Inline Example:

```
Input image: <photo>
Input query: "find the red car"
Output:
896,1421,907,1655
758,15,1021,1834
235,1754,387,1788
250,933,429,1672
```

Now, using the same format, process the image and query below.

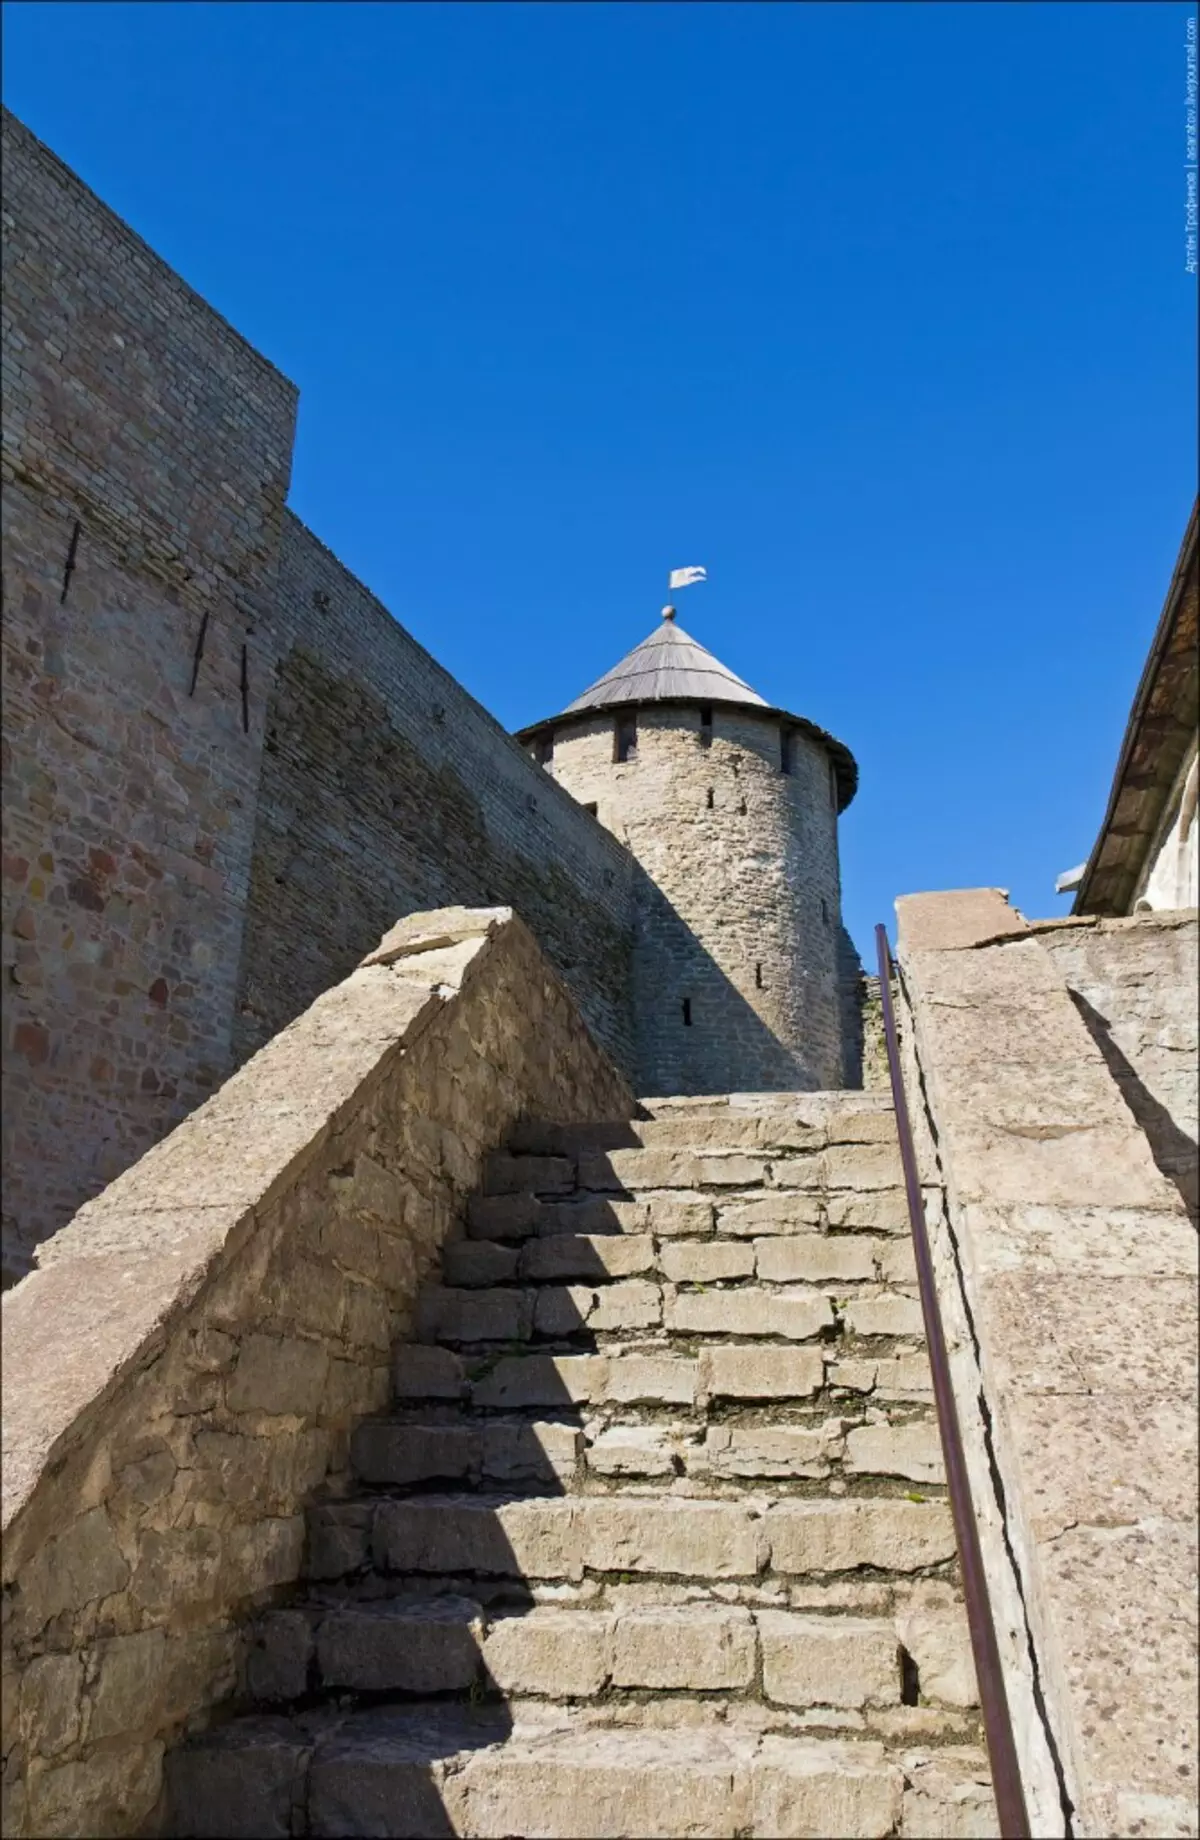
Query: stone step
505,1104,897,1158
466,1185,912,1241
166,1703,995,1838
392,1345,934,1412
348,1410,944,1489
442,1229,918,1288
248,1595,917,1708
481,1140,904,1202
411,1280,925,1349
304,1490,957,1585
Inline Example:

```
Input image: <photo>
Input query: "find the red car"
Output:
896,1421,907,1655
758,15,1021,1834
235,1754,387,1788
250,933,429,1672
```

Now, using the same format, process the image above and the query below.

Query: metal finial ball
662,605,677,621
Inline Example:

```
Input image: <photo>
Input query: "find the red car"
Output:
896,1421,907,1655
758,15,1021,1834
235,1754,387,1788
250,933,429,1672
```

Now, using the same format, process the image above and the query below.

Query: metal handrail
874,924,1031,1839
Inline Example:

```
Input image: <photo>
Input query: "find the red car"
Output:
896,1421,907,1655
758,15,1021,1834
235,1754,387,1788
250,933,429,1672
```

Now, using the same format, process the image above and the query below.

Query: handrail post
874,924,1031,1839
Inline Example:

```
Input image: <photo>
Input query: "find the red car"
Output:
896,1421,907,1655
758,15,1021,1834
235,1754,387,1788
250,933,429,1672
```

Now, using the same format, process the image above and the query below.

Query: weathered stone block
467,1192,545,1240
758,1612,899,1708
520,1235,655,1281
824,1110,899,1145
574,1498,761,1578
896,1591,979,1708
307,1707,509,1840
167,1718,305,1839
825,1190,909,1234
534,1280,661,1336
391,1345,465,1399
19,1652,84,1757
824,1143,904,1191
843,1293,924,1339
442,1241,521,1287
604,1354,698,1405
482,1608,611,1697
29,1741,166,1840
581,1149,766,1191
899,1747,997,1838
226,1334,330,1416
131,1526,223,1618
18,1507,130,1637
417,1286,532,1345
666,1287,832,1339
471,1354,605,1409
699,1346,823,1400
755,1235,879,1283
351,1421,480,1486
587,1427,678,1476
449,1725,752,1838
643,1195,716,1237
246,1610,313,1702
717,1193,823,1235
86,1629,168,1742
660,1240,755,1283
846,1421,944,1484
304,1503,372,1579
766,1500,955,1574
536,1197,650,1237
481,1420,581,1482
751,1736,902,1838
317,1597,484,1693
374,1498,579,1580
699,1423,841,1479
610,1606,755,1690
484,1153,575,1196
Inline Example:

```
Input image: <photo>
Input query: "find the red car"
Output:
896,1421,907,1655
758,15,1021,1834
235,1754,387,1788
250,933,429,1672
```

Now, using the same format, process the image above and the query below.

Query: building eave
1073,502,1200,916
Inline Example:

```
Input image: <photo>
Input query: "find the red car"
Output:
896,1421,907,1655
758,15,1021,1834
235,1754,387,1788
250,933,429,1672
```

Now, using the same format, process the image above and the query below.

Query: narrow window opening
754,963,763,989
738,797,747,816
821,898,829,925
583,801,598,817
706,788,714,810
682,998,693,1026
534,733,554,767
699,704,713,749
780,727,794,776
60,519,82,604
614,716,637,764
899,1649,921,1706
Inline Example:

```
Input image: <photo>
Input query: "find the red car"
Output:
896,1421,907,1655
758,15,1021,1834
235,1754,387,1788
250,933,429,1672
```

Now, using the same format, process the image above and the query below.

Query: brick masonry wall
543,707,847,1094
0,111,637,1283
1,109,298,1284
234,515,637,1076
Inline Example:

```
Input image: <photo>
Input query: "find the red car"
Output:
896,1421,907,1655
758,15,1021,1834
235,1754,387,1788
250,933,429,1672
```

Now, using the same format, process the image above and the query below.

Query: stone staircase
166,1093,997,1838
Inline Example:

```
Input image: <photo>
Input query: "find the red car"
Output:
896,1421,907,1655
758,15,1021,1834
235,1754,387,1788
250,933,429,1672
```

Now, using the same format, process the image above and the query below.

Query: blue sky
4,2,1195,957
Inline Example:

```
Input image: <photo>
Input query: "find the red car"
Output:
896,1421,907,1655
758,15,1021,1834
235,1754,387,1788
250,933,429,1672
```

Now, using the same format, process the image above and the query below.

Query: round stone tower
517,605,858,1095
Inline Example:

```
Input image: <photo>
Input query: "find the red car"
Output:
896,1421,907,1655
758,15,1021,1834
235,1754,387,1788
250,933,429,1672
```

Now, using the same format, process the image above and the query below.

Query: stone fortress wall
1,107,862,1282
0,110,639,1281
1,109,300,1281
545,706,848,1094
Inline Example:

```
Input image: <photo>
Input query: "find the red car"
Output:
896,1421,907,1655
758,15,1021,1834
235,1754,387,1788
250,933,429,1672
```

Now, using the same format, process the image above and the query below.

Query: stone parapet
896,887,1198,1840
0,907,632,1839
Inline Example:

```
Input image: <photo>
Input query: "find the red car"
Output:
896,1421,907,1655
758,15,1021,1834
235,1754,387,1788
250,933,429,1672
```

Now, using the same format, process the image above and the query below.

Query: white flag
668,565,707,590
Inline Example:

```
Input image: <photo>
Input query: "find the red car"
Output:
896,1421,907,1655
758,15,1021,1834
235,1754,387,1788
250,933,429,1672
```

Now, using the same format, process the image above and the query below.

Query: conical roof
561,609,769,714
515,605,859,811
